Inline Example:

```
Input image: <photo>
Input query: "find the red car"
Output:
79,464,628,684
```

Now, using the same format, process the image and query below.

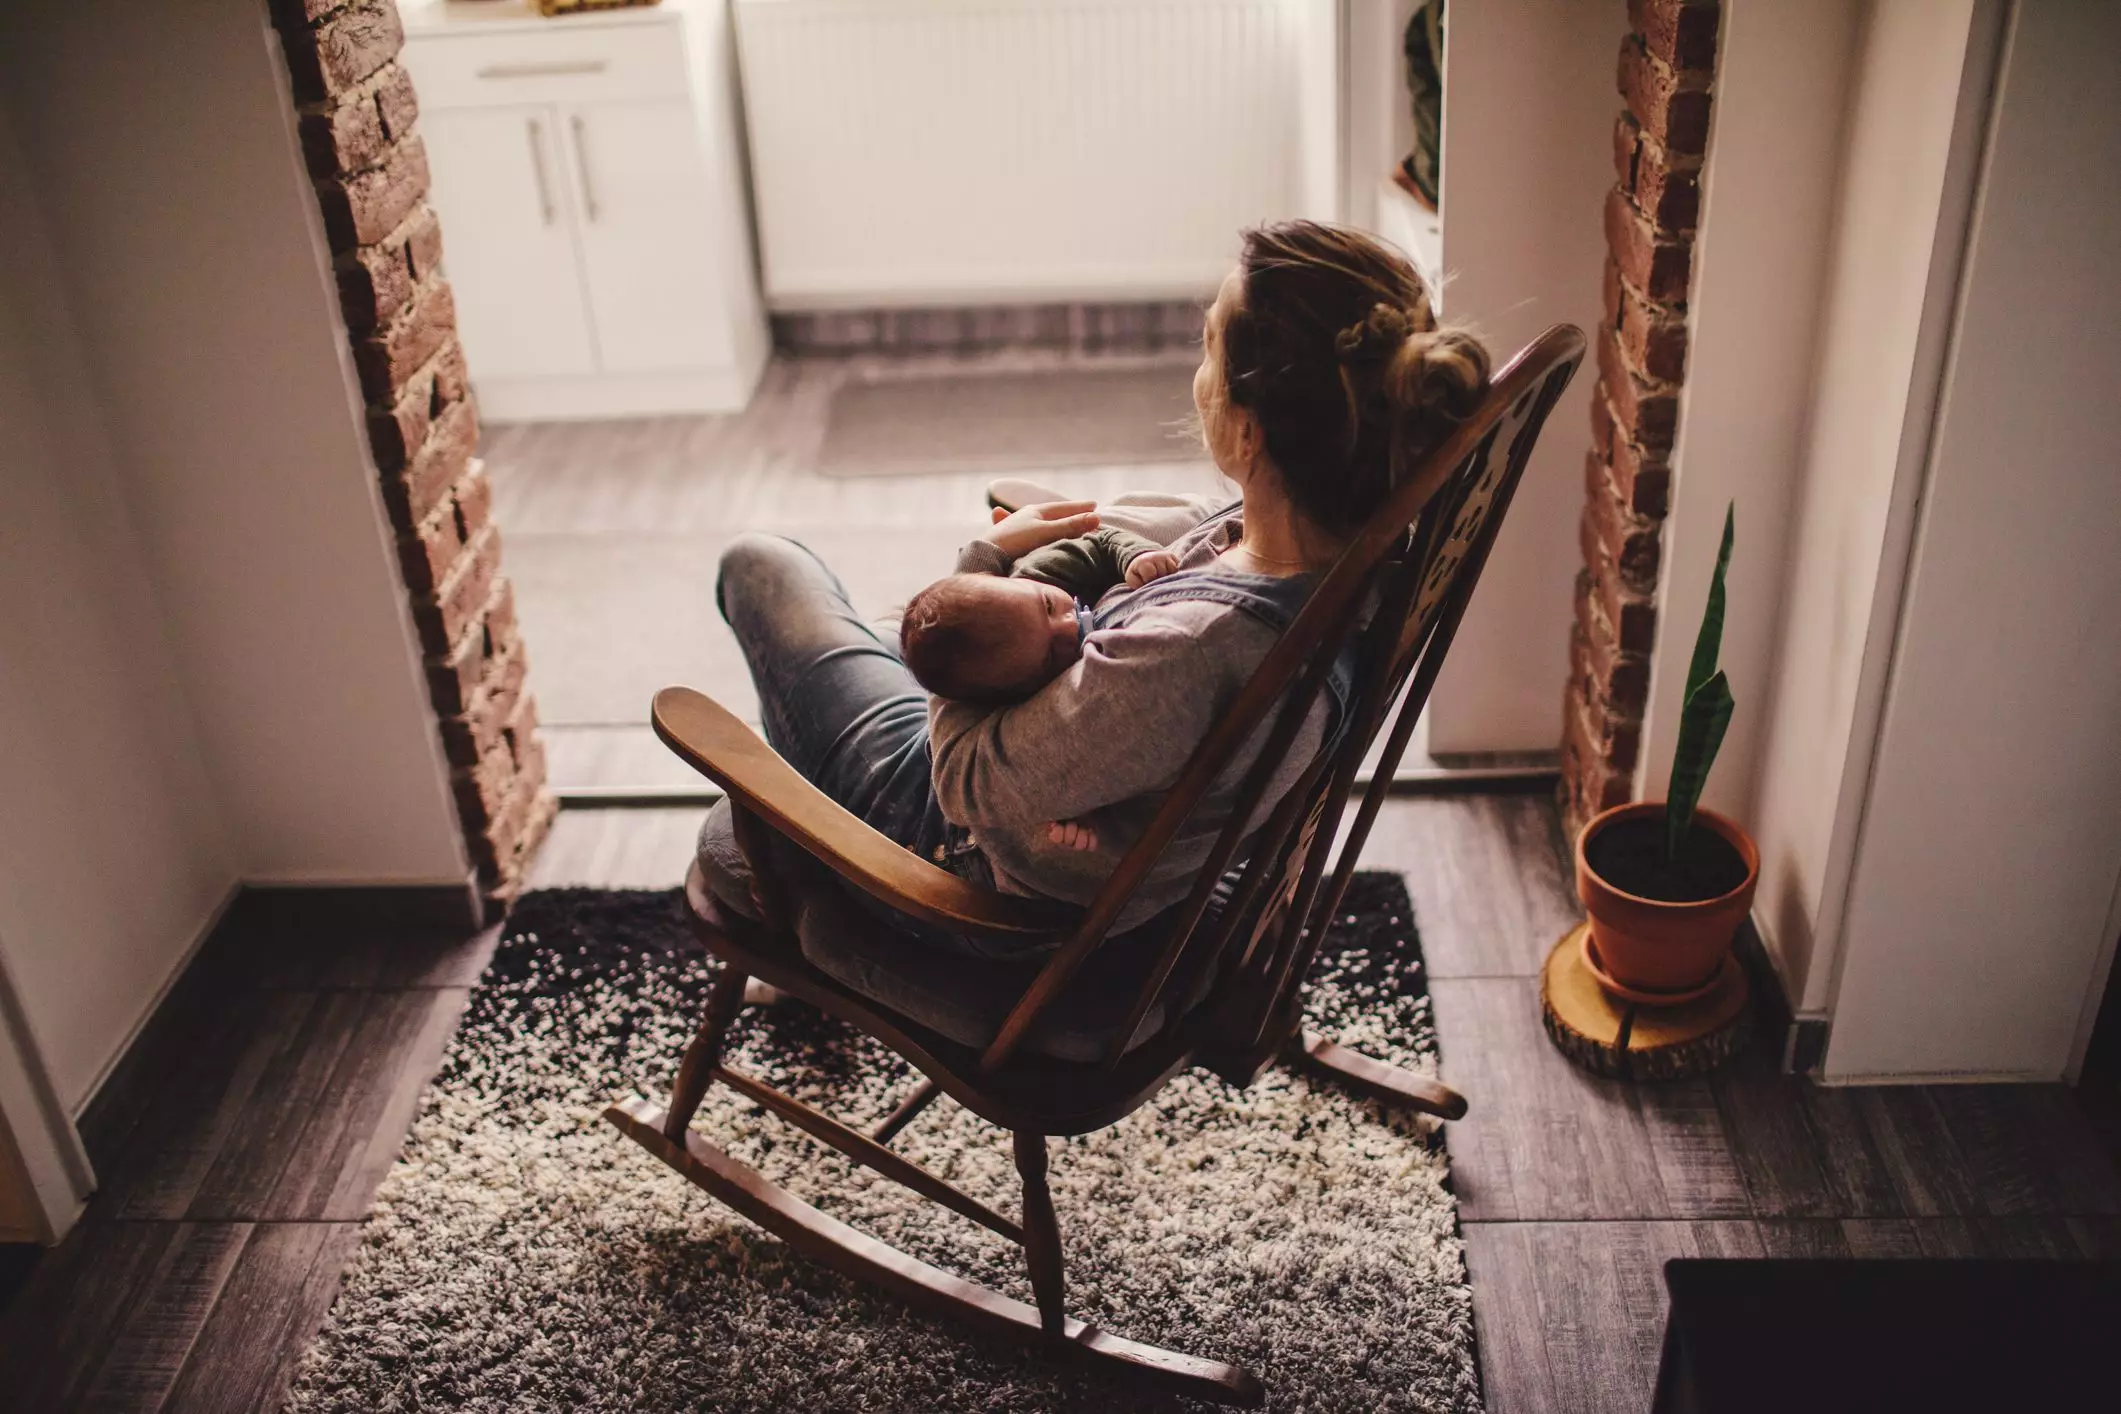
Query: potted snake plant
1575,505,1758,1002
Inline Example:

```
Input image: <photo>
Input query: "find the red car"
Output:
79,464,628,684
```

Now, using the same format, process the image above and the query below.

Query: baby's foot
1047,819,1099,852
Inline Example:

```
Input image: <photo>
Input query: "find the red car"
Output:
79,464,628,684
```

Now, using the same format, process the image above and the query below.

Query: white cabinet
402,2,767,420
419,104,600,381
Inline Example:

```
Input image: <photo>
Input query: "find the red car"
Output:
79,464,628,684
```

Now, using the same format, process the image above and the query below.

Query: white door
560,100,735,374
421,103,599,382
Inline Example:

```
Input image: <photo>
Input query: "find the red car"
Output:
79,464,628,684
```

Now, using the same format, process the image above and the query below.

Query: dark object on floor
1584,814,1750,902
814,363,1204,478
0,1245,39,1320
1541,921,1752,1079
287,877,1481,1412
629,328,1583,1404
1653,1257,2121,1412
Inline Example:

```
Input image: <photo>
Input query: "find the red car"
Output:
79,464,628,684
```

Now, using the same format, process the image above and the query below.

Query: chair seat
695,801,1205,1063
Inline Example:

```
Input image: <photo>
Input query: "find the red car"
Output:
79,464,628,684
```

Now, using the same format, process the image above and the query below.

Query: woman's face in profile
1194,268,1253,482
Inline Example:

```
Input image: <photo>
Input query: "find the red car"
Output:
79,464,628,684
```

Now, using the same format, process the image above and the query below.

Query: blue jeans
714,533,1003,955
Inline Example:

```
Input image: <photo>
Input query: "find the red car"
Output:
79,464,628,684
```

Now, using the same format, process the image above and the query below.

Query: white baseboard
1812,1068,2051,1087
475,357,767,424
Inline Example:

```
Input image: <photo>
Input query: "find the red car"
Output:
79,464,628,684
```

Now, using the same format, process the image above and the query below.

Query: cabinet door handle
571,114,600,222
479,60,609,79
526,117,556,227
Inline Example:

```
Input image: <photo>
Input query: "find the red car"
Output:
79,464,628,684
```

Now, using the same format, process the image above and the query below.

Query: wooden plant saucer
1540,922,1753,1081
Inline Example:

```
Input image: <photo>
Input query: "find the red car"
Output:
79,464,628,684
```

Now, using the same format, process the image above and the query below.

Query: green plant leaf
1667,670,1734,862
1683,504,1735,709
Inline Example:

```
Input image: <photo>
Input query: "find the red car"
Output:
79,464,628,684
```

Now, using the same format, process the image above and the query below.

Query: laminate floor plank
528,807,706,890
1837,1218,1929,1258
526,807,640,888
1709,1052,1843,1218
1753,1218,1851,1257
325,987,472,1223
2066,1215,2121,1257
1971,1215,2089,1257
545,723,709,792
370,923,502,990
1846,1085,1988,1217
1638,1078,1754,1220
0,1219,183,1413
1368,795,1578,979
159,1220,361,1414
96,992,319,1222
1432,976,1749,1221
1776,1083,1904,1217
1516,1220,1637,1414
604,808,711,890
2003,1087,2121,1214
1924,1083,2121,1216
270,988,467,1221
184,991,368,1221
1459,1224,1560,1414
74,1221,252,1414
1496,1221,1764,1414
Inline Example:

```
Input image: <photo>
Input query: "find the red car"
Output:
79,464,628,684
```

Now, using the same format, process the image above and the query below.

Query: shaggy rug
286,877,1480,1413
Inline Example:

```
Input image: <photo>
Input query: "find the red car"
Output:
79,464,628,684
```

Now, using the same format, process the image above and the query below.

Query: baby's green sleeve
1013,527,1162,599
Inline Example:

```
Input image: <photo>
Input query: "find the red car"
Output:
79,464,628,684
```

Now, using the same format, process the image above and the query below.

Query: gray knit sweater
928,504,1330,933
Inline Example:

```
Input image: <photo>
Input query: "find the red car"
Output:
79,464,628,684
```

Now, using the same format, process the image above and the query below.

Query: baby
899,524,1184,852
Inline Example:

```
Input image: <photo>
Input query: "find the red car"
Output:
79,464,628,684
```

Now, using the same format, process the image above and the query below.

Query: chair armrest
651,686,1078,944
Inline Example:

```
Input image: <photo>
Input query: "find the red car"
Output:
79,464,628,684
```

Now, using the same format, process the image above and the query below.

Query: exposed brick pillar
1559,0,1721,839
270,0,554,907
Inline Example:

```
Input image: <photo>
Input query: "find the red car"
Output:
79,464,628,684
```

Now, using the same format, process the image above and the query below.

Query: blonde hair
1219,221,1490,535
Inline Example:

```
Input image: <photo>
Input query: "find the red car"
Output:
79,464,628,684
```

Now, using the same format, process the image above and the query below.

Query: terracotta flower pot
1574,801,1759,997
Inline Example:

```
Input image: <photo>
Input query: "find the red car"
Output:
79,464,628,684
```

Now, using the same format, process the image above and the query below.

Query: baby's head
900,574,1088,704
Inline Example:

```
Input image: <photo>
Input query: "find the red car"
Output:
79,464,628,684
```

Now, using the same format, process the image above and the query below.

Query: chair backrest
979,324,1587,1073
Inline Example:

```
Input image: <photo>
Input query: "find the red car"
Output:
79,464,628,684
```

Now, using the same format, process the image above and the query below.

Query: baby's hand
1047,819,1099,852
1125,549,1181,587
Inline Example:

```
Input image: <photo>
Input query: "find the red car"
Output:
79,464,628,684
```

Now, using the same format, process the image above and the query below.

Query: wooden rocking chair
606,325,1585,1406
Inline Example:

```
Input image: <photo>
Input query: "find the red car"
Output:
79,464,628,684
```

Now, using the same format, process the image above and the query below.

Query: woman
708,222,1489,955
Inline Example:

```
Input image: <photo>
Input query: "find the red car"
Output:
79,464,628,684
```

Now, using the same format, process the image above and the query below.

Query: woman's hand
984,500,1100,558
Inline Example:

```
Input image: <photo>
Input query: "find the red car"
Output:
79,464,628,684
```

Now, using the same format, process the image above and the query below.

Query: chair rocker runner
606,326,1586,1406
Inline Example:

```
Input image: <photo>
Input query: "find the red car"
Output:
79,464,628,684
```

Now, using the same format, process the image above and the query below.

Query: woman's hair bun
1384,325,1491,423
1224,220,1495,534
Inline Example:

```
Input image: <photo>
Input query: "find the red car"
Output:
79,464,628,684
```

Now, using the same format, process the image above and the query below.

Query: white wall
1736,0,1992,1010
0,106,239,1116
1638,0,1858,837
1824,0,2121,1080
0,0,470,886
0,0,478,1234
1424,0,1622,752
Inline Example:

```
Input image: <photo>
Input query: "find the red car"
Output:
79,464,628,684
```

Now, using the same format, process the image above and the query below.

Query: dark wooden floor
0,897,494,1413
1373,795,2121,1413
5,796,2118,1412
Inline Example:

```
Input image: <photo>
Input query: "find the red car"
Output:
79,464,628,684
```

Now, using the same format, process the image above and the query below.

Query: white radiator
732,0,1331,308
